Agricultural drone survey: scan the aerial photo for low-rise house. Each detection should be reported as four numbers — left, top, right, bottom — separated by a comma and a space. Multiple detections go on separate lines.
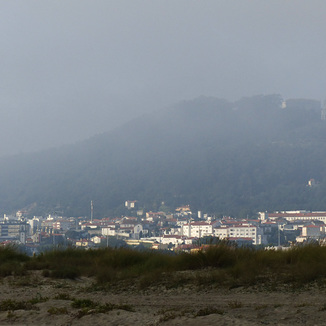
101, 223, 118, 237
151, 243, 169, 250
75, 239, 95, 248
125, 200, 137, 209
296, 224, 325, 243
160, 235, 185, 246
145, 211, 165, 221
81, 222, 101, 230
102, 226, 117, 237
119, 226, 134, 234
119, 218, 138, 228
163, 226, 181, 236
175, 205, 192, 216
92, 235, 105, 244
302, 224, 324, 237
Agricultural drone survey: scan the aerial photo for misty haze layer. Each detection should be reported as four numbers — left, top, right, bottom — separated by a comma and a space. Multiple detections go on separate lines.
1, 1, 326, 156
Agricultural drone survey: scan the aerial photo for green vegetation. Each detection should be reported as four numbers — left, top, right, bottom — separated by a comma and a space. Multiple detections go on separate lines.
53, 293, 73, 300
4, 244, 326, 290
0, 294, 49, 312
71, 298, 97, 309
28, 295, 49, 304
0, 245, 29, 277
71, 298, 134, 318
0, 299, 36, 311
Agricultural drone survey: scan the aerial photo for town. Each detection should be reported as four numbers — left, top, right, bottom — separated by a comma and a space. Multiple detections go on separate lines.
1, 200, 326, 255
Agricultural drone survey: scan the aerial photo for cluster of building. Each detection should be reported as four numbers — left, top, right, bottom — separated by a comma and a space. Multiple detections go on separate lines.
259, 210, 326, 244
2, 205, 326, 254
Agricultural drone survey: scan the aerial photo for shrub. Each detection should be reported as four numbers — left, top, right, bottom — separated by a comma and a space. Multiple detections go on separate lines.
0, 299, 35, 311
54, 293, 73, 300
50, 267, 80, 280
71, 299, 97, 309
21, 243, 326, 289
29, 295, 48, 304
0, 246, 29, 264
42, 269, 50, 277
47, 306, 68, 315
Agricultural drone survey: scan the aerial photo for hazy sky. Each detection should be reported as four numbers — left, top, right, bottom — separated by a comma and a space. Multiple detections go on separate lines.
1, 1, 326, 156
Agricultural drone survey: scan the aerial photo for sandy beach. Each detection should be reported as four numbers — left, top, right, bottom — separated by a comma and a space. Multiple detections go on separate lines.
0, 272, 325, 325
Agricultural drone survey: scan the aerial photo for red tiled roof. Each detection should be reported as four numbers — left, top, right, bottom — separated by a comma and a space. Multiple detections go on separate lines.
269, 212, 326, 218
163, 235, 182, 239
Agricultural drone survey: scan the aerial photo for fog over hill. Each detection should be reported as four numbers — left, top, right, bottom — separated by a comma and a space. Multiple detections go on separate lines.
0, 95, 325, 218
2, 2, 326, 157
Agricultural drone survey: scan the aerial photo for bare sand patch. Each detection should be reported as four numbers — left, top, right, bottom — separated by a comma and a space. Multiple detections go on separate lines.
0, 272, 325, 325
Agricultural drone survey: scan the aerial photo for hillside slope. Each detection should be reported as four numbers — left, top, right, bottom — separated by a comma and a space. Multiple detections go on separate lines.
0, 95, 325, 217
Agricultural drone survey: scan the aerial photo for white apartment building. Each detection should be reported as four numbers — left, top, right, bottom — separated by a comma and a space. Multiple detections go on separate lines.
228, 225, 265, 245
214, 224, 266, 245
228, 225, 256, 237
182, 222, 217, 238
213, 227, 228, 240
179, 219, 267, 245
101, 227, 116, 236
259, 211, 326, 223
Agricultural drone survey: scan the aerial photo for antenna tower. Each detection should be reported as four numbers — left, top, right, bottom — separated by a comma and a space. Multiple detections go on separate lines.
91, 200, 93, 222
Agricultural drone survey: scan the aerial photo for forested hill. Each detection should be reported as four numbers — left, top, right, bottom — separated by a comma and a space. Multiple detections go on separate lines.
0, 94, 325, 218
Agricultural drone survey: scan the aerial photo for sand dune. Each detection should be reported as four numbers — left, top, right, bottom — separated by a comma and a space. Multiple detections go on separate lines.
0, 272, 325, 325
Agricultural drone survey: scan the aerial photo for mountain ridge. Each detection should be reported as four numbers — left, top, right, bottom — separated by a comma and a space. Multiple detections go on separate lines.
0, 95, 325, 218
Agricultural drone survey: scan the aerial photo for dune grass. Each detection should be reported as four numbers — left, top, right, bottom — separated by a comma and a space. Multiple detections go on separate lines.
2, 244, 326, 289
0, 245, 29, 277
